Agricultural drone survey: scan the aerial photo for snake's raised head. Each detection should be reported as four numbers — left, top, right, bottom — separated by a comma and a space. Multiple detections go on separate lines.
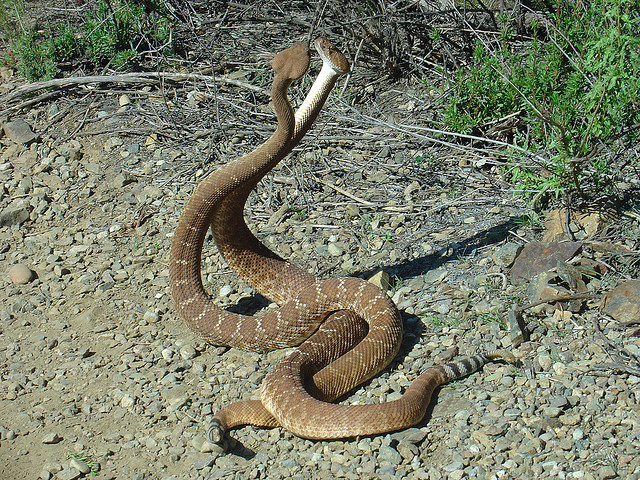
314, 37, 350, 75
272, 42, 311, 81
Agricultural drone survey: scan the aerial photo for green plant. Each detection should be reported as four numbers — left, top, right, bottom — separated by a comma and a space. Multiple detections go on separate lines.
475, 311, 506, 328
82, 0, 153, 67
442, 0, 640, 204
289, 205, 307, 219
512, 212, 545, 229
423, 313, 462, 328
0, 0, 17, 35
11, 31, 58, 80
4, 0, 174, 80
414, 154, 433, 166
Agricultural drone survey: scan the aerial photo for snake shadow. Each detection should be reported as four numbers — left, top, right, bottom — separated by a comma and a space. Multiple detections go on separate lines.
227, 216, 522, 318
358, 216, 523, 348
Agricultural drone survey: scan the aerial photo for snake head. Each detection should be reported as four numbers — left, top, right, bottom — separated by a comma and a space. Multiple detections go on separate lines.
272, 42, 311, 81
314, 37, 350, 75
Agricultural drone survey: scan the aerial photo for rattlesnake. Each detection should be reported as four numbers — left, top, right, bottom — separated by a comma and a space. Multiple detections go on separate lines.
169, 38, 515, 441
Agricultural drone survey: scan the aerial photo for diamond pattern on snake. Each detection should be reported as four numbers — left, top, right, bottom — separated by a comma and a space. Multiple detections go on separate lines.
169, 37, 516, 442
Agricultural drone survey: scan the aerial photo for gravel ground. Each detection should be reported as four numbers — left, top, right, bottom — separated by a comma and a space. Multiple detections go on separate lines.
1, 44, 640, 480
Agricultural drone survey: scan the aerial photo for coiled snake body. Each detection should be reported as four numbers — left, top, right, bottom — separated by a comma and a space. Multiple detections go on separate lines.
169, 38, 514, 441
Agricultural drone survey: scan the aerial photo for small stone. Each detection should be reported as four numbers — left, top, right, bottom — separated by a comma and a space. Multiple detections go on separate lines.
424, 268, 448, 284
55, 468, 81, 480
42, 432, 62, 444
104, 137, 123, 153
192, 456, 215, 469
219, 285, 233, 297
444, 461, 465, 472
537, 353, 553, 371
493, 242, 522, 267
560, 414, 581, 426
435, 346, 458, 363
597, 466, 617, 479
368, 269, 391, 291
3, 119, 38, 144
143, 310, 159, 323
191, 435, 224, 454
0, 426, 16, 440
602, 279, 640, 324
395, 440, 418, 460
179, 345, 197, 360
119, 94, 132, 106
377, 445, 402, 465
397, 428, 428, 444
543, 406, 563, 417
69, 457, 91, 474
327, 243, 343, 256
0, 202, 32, 226
8, 264, 34, 284
113, 172, 137, 188
549, 396, 569, 408
120, 394, 135, 408
345, 204, 360, 217
161, 348, 174, 360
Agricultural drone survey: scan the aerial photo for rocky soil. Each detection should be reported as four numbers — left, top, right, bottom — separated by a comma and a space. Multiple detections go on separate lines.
1, 20, 640, 480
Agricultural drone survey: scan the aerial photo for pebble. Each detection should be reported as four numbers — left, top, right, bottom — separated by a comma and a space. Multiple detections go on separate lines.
0, 202, 32, 226
2, 119, 38, 144
537, 353, 554, 371
69, 458, 91, 474
55, 468, 81, 480
179, 345, 197, 360
41, 433, 62, 444
8, 263, 34, 284
377, 445, 402, 465
219, 285, 233, 297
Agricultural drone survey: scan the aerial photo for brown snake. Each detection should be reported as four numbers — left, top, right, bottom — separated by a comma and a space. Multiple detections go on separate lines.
169, 38, 515, 441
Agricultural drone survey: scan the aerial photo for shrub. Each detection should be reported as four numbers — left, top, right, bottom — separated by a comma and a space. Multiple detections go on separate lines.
442, 0, 640, 203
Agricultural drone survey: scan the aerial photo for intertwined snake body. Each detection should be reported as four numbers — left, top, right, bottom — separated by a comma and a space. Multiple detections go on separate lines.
169, 38, 514, 441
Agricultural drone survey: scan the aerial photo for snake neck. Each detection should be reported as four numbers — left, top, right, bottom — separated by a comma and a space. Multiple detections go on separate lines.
211, 63, 342, 305
169, 74, 296, 317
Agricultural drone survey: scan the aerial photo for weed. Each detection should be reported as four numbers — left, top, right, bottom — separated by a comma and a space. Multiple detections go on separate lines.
423, 314, 443, 327
475, 311, 506, 329
289, 205, 307, 219
442, 0, 640, 204
4, 0, 174, 80
389, 274, 403, 292
512, 212, 545, 230
11, 31, 58, 80
414, 154, 433, 166
358, 213, 374, 232
423, 313, 462, 328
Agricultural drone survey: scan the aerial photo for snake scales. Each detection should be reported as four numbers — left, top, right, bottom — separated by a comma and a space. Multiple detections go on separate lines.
169, 38, 514, 441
